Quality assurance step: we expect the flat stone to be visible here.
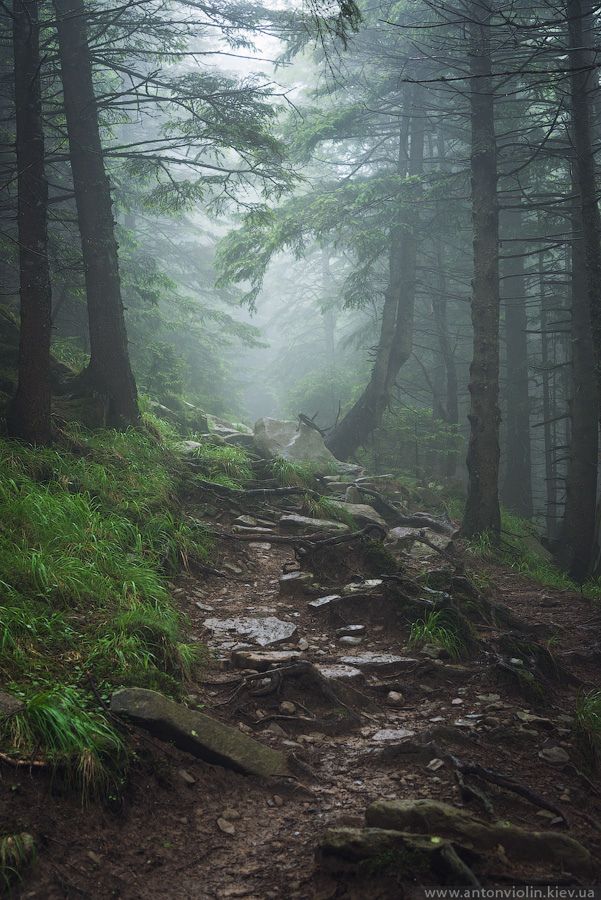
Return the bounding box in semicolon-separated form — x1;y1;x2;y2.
279;514;349;534
539;746;570;765
340;652;419;673
316;664;365;684
111;688;290;778
203;616;297;648
372;728;416;742
342;579;383;595
279;571;315;596
231;649;303;671
338;636;363;646
336;625;367;637
233;515;258;527
308;594;341;610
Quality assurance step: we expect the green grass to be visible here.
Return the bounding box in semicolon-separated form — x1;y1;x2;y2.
576;689;601;769
190;443;253;488
271;457;321;489
0;421;211;796
408;610;466;660
301;494;357;528
0;832;35;891
464;509;578;593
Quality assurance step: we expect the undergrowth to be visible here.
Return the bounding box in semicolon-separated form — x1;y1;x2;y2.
0;419;210;797
576;689;601;769
461;507;591;594
408;610;466;660
190;442;253;488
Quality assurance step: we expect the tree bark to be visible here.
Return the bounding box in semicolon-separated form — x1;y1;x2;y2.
462;5;502;539
500;203;533;517
7;0;52;444
53;0;139;427
565;0;601;577
326;88;424;460
432;240;459;478
555;193;599;579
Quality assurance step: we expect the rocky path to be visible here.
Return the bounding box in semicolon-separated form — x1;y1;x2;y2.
15;481;601;898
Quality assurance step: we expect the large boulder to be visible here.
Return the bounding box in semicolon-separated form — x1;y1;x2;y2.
111;688;290;777
254;418;362;475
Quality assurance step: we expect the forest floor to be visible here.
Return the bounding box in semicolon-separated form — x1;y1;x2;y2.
7;484;601;899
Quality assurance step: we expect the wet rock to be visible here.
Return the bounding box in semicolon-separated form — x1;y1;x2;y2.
372;727;416;742
178;440;203;454
420;643;445;660
203;616;297;648
316;664;365;684
0;690;25;718
279;514;349;534
254;418;361;475
365;799;592;874
340;652;419;673
538;746;570;765
279;571;315;596
178;768;196;785
231;649;303;671
336;624;367;637
386;691;405;707
217;817;236;835
326;500;387;529
342;579;384;595
386;526;419;548
111;688;290;778
308;594;341;611
233;515;258;528
344;485;363;503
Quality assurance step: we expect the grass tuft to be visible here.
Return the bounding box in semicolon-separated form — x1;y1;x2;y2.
576;689;601;769
408;610;465;660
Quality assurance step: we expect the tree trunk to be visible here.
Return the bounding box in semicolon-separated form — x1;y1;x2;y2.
500;202;533;517
7;0;52;445
326;88;424;460
538;252;558;540
53;0;139;427
565;0;601;577
555;194;599;579
432;240;459;478
567;0;601;391
463;6;502;539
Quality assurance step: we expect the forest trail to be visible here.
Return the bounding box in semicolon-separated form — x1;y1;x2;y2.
13;465;601;898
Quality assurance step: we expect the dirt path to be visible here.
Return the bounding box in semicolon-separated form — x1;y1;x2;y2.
11;503;601;898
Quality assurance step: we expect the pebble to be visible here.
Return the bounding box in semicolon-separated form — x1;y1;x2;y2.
539;746;570;765
178;769;196;785
336;624;367;637
217;818;236;835
451;698;463;706
386;691;404;706
279;701;296;715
